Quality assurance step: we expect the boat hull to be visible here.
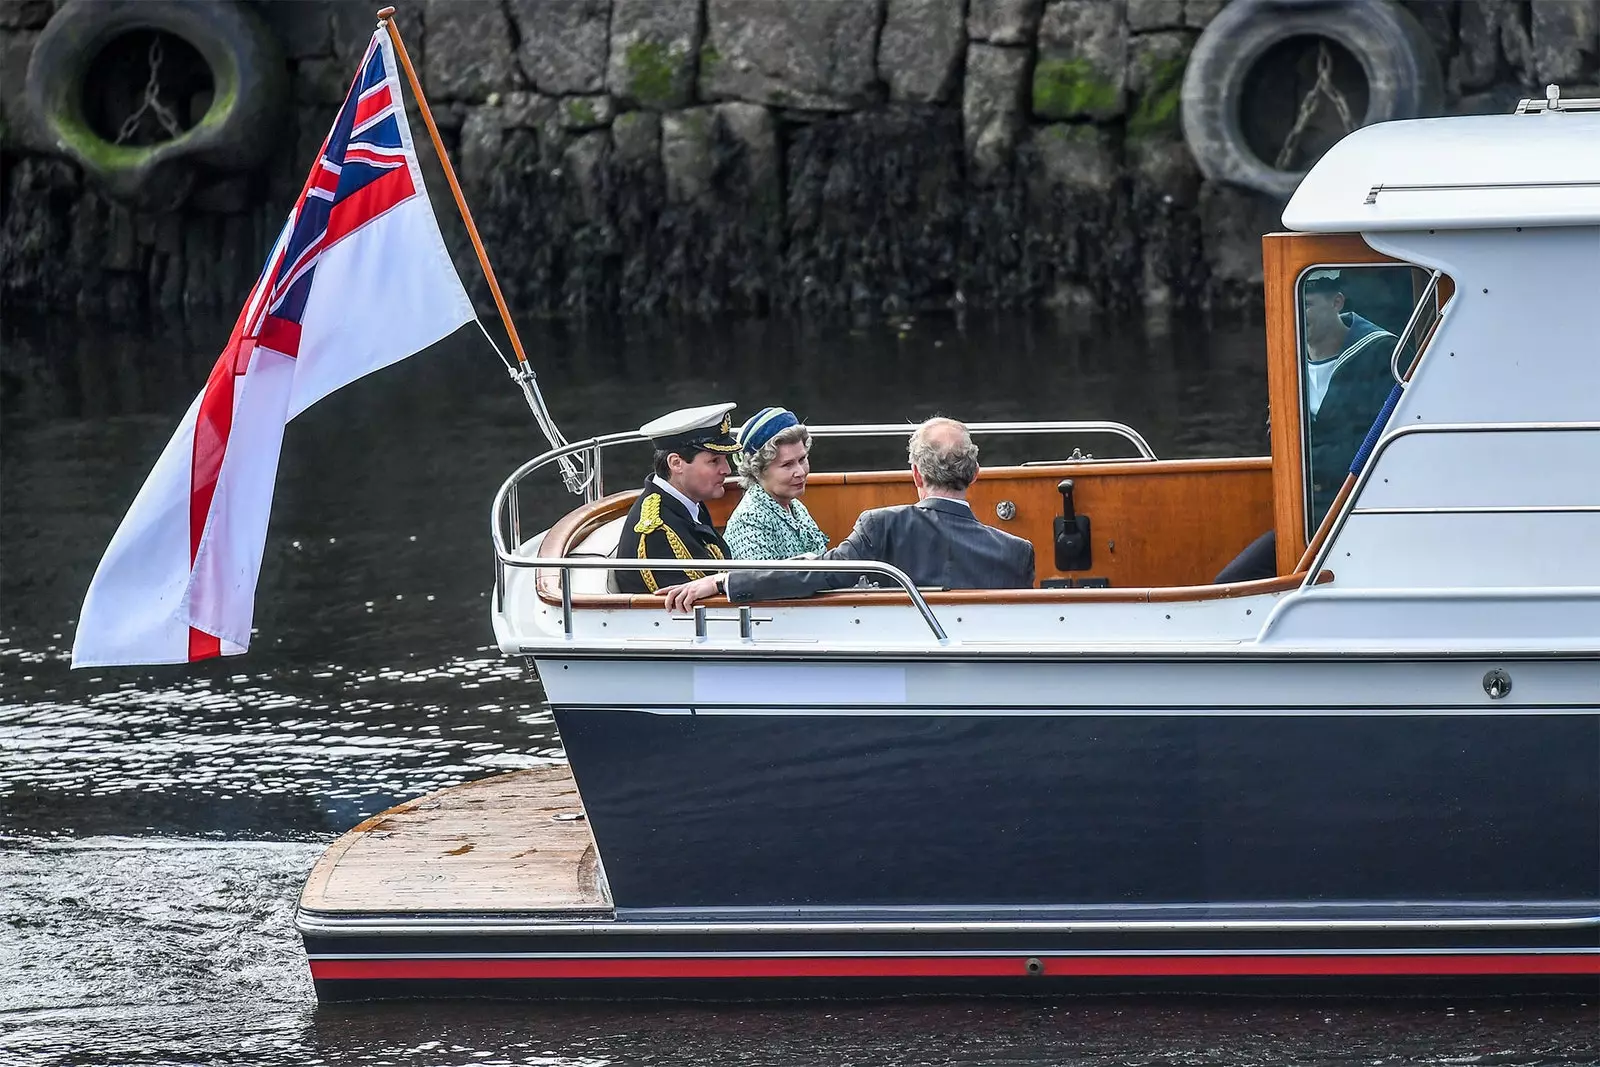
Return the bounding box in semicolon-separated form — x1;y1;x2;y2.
548;668;1600;914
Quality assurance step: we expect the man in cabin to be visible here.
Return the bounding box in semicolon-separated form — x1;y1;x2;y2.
659;417;1035;610
1301;269;1400;524
612;403;741;594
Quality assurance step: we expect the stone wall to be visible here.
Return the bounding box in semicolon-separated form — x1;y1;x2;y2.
2;0;1598;322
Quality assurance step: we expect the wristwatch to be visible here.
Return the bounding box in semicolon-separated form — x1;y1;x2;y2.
714;573;728;597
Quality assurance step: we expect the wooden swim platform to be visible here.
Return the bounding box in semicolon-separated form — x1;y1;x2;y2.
299;765;610;916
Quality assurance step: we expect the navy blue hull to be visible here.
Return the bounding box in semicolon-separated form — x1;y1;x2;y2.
553;709;1600;913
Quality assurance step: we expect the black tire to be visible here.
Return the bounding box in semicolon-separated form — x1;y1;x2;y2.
24;0;288;209
1180;0;1443;200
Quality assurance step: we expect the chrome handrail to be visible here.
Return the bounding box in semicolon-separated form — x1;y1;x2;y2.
490;420;1156;560
499;555;949;642
1389;269;1442;384
806;421;1155;458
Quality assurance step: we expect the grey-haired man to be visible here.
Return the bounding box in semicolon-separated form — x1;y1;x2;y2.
660;417;1034;611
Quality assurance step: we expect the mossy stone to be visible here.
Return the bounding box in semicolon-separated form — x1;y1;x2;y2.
1033;57;1122;120
624;39;686;108
1127;52;1186;137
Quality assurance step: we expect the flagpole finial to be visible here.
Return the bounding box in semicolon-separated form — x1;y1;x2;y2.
377;7;396;19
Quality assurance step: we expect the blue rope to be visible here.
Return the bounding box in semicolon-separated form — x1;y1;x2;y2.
1349;382;1404;477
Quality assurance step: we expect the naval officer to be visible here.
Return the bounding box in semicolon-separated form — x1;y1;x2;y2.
613;402;741;594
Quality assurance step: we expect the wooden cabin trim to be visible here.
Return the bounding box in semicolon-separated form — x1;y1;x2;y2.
531;457;1279;606
1262;231;1406;575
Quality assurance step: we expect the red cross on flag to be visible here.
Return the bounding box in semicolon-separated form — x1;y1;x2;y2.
72;25;474;667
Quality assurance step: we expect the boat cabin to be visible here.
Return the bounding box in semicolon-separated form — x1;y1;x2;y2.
493;104;1600;657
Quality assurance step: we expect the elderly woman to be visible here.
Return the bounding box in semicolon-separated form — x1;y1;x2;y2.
724;407;829;560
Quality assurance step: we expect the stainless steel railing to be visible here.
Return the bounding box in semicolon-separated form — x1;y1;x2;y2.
499;555;949;643
490;420;1156;562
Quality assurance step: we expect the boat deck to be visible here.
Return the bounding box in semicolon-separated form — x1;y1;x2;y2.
299;765;610;916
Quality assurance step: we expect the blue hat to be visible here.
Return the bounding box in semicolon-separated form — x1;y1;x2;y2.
738;407;800;455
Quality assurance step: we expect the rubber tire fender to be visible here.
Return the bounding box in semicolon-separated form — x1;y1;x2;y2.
24;0;288;210
1180;0;1443;200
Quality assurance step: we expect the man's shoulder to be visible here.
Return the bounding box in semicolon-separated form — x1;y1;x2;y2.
856;502;917;526
976;519;1034;555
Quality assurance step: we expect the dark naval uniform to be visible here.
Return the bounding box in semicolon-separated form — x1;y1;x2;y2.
613;401;742;594
614;480;733;593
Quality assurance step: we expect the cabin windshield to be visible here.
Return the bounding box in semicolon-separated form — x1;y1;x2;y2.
1297;263;1443;533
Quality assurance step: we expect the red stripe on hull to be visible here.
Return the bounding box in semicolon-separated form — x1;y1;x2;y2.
310;953;1600;982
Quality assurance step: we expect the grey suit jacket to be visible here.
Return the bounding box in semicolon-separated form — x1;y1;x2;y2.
727;497;1035;602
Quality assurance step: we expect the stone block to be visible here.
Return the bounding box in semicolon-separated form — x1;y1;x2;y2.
1035;0;1127;120
1532;0;1600;84
423;0;520;101
501;91;558;128
1026;122;1120;198
967;0;1044;45
700;0;881;111
0;0;52;30
1198;180;1279;285
608;0;702;110
460;105;505;193
0;28;51;152
258;0;336;58
559;94;617;130
191;176;252;214
1128;132;1199;205
611;109;662;168
104;203;140;272
1126;30;1192;137
330;1;384;69
963;43;1030;181
1182;0;1224;29
1452;0;1534;92
661;107;716;203
1400;0;1456;68
715;101;780;209
1128;0;1184;32
563;129;610;218
879;0;966;103
293;56;357;106
512;0;610;94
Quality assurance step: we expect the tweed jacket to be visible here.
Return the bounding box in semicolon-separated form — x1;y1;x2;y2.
726;496;1034;602
724;482;830;560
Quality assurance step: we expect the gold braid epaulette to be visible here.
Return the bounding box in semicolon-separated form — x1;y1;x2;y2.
633;493;663;535
632;493;716;589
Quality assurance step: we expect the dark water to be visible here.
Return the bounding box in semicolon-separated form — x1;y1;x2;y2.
2;311;1595;1065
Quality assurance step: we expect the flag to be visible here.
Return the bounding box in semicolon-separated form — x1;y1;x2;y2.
72;26;474;668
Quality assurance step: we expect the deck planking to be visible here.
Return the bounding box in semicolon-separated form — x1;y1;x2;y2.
299;765;610;916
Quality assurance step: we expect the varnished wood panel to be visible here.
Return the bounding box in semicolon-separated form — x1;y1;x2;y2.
536;458;1274;602
300;766;608;915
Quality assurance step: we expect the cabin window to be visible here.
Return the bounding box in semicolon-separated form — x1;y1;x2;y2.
1297;264;1440;533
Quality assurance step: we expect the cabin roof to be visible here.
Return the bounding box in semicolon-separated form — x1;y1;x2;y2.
1282;110;1600;233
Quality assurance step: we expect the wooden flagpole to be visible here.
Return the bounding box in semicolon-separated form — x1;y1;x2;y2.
377;6;530;368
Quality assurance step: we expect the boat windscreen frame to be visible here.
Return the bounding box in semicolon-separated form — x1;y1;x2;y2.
1261;232;1454;574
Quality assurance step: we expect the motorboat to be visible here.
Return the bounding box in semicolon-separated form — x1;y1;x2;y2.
297;89;1600;1000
